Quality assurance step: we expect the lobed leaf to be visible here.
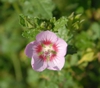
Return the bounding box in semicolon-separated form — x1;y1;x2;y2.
23;0;55;19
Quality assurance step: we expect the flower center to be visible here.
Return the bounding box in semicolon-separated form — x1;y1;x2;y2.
36;41;58;61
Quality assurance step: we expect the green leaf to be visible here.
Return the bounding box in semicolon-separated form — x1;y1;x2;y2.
22;29;40;39
1;0;17;3
19;14;33;28
19;15;26;26
27;68;39;87
78;48;95;65
47;83;58;88
53;16;68;31
57;26;69;41
91;22;100;40
75;32;93;50
53;16;72;41
23;0;55;19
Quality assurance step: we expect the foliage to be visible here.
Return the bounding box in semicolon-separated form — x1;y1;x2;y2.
0;0;100;88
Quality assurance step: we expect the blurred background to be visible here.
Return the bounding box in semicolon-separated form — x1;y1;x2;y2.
0;0;100;88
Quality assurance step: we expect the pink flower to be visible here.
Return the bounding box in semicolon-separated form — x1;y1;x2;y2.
25;31;68;72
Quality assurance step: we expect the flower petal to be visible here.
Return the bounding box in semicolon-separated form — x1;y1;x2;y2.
36;31;58;43
47;56;65;70
25;42;34;58
56;38;68;56
31;53;47;72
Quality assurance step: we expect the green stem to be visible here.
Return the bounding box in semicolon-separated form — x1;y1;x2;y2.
11;54;22;81
12;2;21;14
